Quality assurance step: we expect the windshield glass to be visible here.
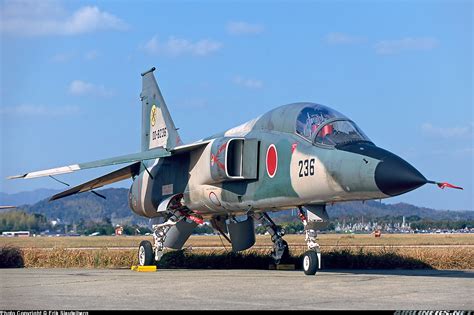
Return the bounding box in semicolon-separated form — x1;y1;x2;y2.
296;105;346;141
314;120;371;146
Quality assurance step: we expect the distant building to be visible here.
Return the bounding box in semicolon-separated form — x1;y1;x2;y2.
2;231;30;237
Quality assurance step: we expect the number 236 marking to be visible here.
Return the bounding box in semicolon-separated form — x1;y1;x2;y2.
298;159;315;177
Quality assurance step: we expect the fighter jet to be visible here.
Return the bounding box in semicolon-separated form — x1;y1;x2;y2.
9;67;462;275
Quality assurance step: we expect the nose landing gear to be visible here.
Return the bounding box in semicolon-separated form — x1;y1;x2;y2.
298;206;323;276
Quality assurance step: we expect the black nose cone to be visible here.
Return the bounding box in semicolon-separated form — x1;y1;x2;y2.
336;142;428;197
375;153;427;197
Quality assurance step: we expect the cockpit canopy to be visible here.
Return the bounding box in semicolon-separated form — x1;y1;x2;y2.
295;104;371;146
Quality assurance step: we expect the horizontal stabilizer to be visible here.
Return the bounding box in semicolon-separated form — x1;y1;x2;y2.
8;147;170;180
50;162;141;201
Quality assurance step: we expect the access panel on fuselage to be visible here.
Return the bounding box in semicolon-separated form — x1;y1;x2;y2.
148;154;191;209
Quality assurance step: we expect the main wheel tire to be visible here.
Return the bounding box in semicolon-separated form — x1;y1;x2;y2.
303;250;318;275
138;240;154;266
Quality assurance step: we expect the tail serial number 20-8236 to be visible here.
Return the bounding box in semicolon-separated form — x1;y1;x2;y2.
152;127;167;140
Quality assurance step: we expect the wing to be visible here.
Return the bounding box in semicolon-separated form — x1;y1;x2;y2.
7;140;211;201
49;162;141;201
7;147;171;180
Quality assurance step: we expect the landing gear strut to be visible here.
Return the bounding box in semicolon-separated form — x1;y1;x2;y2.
251;212;289;265
150;211;186;262
298;206;322;275
138;194;202;266
138;213;185;266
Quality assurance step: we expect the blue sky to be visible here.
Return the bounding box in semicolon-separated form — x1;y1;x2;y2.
1;0;472;210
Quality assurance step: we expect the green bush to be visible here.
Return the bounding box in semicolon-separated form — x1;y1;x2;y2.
0;246;24;268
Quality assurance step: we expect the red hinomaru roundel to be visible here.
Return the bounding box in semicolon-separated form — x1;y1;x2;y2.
266;144;278;178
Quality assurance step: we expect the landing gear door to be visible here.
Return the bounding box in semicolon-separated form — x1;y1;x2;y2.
242;139;259;179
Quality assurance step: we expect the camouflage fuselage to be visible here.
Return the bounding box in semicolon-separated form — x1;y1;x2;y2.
129;103;391;219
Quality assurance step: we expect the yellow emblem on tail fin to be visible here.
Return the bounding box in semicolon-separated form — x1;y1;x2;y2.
150;104;157;127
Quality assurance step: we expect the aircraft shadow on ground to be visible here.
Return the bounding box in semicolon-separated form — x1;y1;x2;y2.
155;249;472;279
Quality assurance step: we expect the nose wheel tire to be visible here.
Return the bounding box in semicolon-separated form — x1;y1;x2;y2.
303;250;318;275
138;240;154;266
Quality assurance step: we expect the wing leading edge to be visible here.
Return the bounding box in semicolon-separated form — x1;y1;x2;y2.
49;162;141;201
8;147;171;180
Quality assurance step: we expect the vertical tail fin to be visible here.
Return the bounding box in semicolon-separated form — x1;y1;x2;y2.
140;67;182;151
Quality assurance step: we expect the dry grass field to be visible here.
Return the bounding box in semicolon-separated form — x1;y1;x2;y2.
1;233;473;249
10;246;472;270
1;233;473;269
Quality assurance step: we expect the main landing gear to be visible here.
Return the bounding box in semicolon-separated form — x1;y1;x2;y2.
137;211;186;266
137;195;203;266
250;212;290;265
298;207;322;276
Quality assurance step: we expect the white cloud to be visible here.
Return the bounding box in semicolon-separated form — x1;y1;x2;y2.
233;76;264;89
142;35;222;57
69;80;94;95
68;80;113;97
63;6;127;35
325;32;366;45
227;21;264;35
84;50;99;60
0;0;127;37
51;52;75;63
0;104;79;116
421;122;473;138
374;37;439;55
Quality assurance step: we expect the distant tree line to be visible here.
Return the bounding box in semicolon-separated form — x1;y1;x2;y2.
0;211;152;236
255;221;336;235
0;211;50;233
410;220;474;231
68;217;152;236
2;210;472;236
193;224;214;235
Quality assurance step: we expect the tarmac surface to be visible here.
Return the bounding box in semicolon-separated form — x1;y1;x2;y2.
1;268;473;310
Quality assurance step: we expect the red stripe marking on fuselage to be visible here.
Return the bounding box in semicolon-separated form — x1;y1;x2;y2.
211;142;227;171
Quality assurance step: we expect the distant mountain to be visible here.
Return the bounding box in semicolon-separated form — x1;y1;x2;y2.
8;187;473;225
327;201;474;221
271;201;473;223
17;188;145;225
0;189;61;206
